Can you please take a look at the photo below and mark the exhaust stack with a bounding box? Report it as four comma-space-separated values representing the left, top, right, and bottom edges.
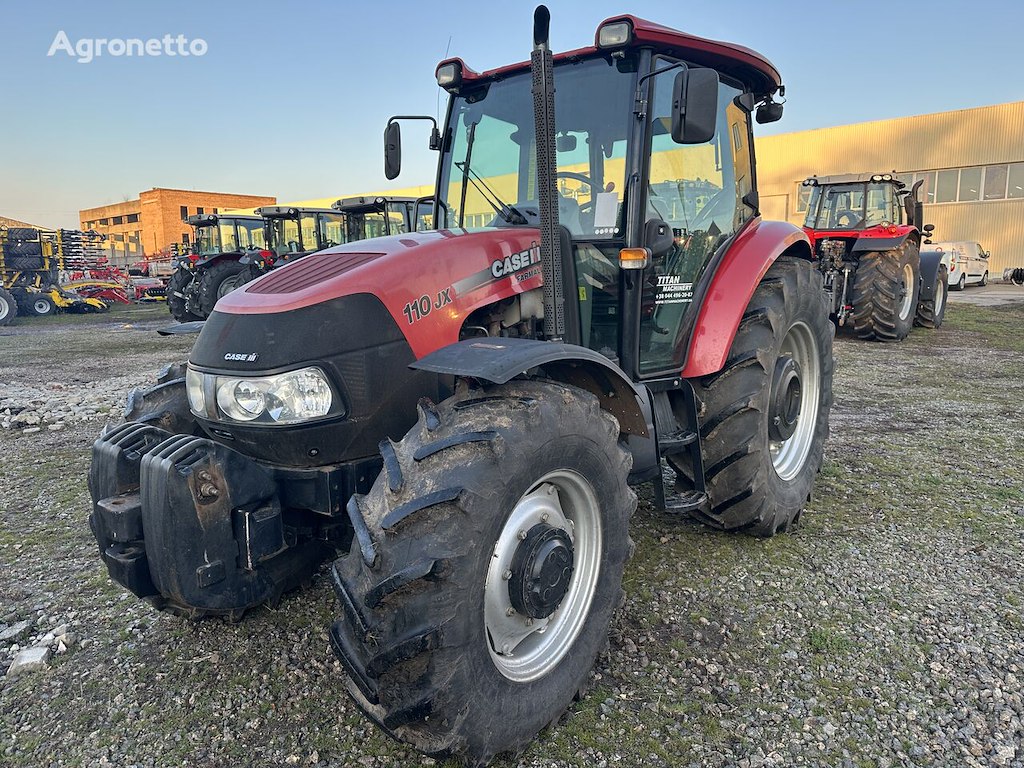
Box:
531, 5, 564, 342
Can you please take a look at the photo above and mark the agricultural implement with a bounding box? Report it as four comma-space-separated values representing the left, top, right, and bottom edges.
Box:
90, 7, 833, 764
0, 227, 117, 325
801, 173, 944, 337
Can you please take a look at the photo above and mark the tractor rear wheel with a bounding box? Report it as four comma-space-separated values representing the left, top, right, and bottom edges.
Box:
330, 380, 635, 764
166, 268, 202, 323
850, 241, 921, 341
0, 288, 16, 326
123, 362, 201, 435
668, 256, 833, 536
914, 265, 947, 329
198, 260, 247, 315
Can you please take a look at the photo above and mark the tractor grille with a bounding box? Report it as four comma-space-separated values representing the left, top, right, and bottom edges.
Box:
246, 252, 381, 294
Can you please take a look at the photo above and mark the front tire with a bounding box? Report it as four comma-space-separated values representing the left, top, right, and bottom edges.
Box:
980, 270, 988, 287
668, 256, 833, 536
166, 268, 203, 323
954, 273, 967, 291
330, 380, 635, 763
850, 241, 921, 341
198, 260, 247, 315
914, 265, 947, 329
25, 294, 57, 317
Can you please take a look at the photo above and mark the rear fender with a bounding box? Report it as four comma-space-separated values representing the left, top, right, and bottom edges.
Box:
918, 249, 945, 301
194, 253, 241, 270
850, 227, 918, 255
680, 220, 811, 378
411, 337, 649, 439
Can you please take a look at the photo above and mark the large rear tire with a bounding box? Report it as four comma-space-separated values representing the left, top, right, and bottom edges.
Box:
914, 265, 947, 329
668, 256, 833, 536
198, 260, 247, 315
166, 268, 203, 323
850, 241, 921, 341
330, 380, 635, 764
0, 287, 17, 326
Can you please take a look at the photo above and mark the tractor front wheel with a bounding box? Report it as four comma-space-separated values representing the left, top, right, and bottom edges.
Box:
330, 380, 635, 764
914, 265, 948, 329
198, 260, 247, 316
25, 294, 57, 317
123, 362, 201, 436
669, 256, 833, 536
0, 288, 16, 326
166, 268, 203, 323
850, 241, 921, 341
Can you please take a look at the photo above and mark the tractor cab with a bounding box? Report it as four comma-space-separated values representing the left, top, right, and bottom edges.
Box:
330, 195, 432, 241
187, 213, 267, 264
255, 206, 348, 264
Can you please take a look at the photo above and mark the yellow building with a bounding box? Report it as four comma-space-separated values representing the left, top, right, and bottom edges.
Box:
756, 100, 1024, 275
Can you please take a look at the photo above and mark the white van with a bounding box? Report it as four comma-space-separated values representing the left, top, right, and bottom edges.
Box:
925, 241, 990, 290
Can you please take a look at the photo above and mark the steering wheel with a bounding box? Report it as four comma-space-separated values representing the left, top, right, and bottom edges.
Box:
835, 210, 862, 228
556, 171, 597, 211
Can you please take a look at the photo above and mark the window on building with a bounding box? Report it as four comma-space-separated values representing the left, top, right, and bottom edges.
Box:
983, 165, 1007, 200
958, 167, 981, 202
127, 213, 139, 223
916, 171, 936, 204
796, 183, 811, 212
1009, 162, 1024, 199
99, 218, 109, 225
197, 207, 204, 215
180, 206, 188, 220
112, 215, 124, 225
213, 208, 218, 214
182, 233, 190, 245
934, 169, 958, 203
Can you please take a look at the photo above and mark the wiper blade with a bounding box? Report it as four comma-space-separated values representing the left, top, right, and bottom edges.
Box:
454, 161, 528, 226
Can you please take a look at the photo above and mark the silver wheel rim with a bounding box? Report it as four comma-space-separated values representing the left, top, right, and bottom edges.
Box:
218, 276, 240, 299
0, 298, 9, 320
770, 321, 821, 481
934, 280, 945, 316
34, 299, 51, 314
484, 469, 602, 682
898, 263, 915, 321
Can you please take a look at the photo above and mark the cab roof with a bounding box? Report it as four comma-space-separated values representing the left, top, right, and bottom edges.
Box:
807, 173, 905, 188
437, 14, 782, 98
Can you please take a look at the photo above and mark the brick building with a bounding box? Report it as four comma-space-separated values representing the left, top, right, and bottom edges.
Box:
80, 188, 275, 265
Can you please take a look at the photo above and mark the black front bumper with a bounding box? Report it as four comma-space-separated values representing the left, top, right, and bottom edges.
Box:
88, 422, 378, 617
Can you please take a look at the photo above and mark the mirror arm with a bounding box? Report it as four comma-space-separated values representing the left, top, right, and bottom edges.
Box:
633, 61, 683, 118
387, 115, 442, 150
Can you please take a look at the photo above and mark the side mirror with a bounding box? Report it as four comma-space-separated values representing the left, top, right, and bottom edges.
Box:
644, 219, 675, 258
384, 121, 402, 180
923, 224, 935, 233
755, 101, 784, 124
671, 68, 718, 144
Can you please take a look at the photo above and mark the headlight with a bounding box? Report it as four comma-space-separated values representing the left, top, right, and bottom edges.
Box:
186, 366, 206, 414
187, 365, 339, 425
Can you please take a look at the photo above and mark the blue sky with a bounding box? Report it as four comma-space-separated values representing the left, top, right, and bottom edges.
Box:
2, 0, 1022, 228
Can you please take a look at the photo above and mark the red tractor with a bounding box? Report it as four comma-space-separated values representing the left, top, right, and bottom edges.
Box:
801, 173, 945, 339
166, 213, 269, 323
89, 7, 832, 764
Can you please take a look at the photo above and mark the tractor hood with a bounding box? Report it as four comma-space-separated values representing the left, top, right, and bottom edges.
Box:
212, 227, 545, 359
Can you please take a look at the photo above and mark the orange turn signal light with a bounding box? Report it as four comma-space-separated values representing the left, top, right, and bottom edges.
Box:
618, 247, 650, 270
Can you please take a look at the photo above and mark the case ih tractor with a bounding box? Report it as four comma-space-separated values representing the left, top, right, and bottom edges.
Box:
801, 173, 945, 338
89, 8, 833, 764
167, 213, 268, 322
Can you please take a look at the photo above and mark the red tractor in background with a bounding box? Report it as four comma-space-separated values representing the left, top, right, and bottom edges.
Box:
802, 173, 945, 339
90, 7, 833, 764
166, 213, 268, 322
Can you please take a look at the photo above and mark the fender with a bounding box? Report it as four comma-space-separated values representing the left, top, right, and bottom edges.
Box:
194, 253, 242, 269
918, 249, 945, 301
411, 336, 649, 438
680, 219, 811, 378
850, 225, 919, 254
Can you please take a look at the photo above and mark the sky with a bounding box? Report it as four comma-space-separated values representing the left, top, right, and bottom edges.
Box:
1, 0, 1022, 229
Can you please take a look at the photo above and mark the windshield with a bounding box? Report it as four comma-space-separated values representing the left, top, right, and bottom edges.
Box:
805, 182, 898, 230
236, 219, 266, 249
194, 224, 220, 256
319, 212, 346, 248
438, 56, 636, 238
269, 218, 302, 256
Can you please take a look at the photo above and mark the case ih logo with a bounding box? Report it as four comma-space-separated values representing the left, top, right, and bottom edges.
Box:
490, 245, 541, 279
223, 352, 259, 362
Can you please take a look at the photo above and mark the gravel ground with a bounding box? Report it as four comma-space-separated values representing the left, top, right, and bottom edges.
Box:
1, 300, 1022, 768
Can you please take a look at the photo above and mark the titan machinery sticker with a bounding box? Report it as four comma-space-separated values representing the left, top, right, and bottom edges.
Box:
654, 274, 694, 305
